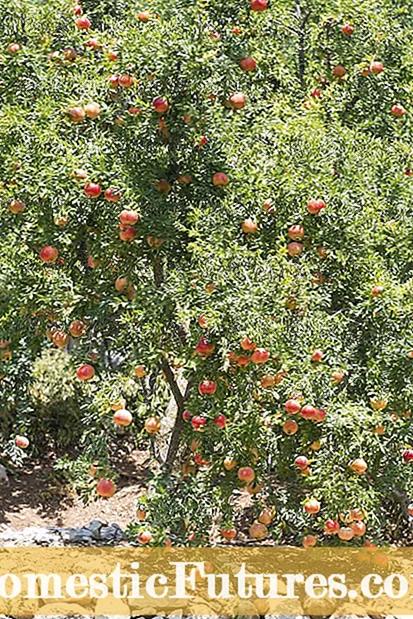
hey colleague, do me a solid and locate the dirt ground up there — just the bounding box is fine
[0,449,150,530]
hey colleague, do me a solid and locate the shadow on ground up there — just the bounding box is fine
[0,449,150,530]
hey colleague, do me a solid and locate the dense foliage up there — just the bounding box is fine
[1,0,413,548]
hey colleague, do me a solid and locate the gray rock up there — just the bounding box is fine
[87,519,106,539]
[67,527,95,543]
[100,523,124,543]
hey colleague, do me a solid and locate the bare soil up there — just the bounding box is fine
[0,449,150,530]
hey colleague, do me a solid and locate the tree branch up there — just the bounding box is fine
[392,488,413,526]
[161,358,191,473]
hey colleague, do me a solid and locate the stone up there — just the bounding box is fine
[87,519,105,539]
[99,523,124,543]
[95,593,130,618]
[67,527,95,544]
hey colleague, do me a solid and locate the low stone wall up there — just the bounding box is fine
[0,524,383,619]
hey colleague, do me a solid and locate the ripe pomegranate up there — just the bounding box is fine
[9,200,25,214]
[118,75,134,88]
[242,218,258,234]
[261,375,276,388]
[239,57,257,71]
[115,277,132,293]
[178,174,191,185]
[307,198,326,215]
[15,435,29,449]
[241,336,256,350]
[144,417,161,434]
[105,187,122,202]
[84,103,100,119]
[263,198,275,214]
[350,521,366,536]
[198,380,217,395]
[75,16,91,29]
[152,97,169,113]
[40,246,58,263]
[221,528,237,539]
[333,65,346,78]
[120,210,139,225]
[85,38,101,50]
[84,182,101,198]
[314,408,326,423]
[7,42,21,53]
[370,61,383,74]
[195,337,215,357]
[76,364,95,381]
[212,172,229,186]
[303,534,317,548]
[332,370,344,384]
[238,466,255,483]
[250,0,268,11]
[350,508,365,521]
[295,456,308,469]
[251,348,270,364]
[113,409,133,426]
[249,523,268,539]
[338,527,354,541]
[68,106,85,123]
[69,320,86,337]
[288,224,304,240]
[134,365,147,378]
[96,479,116,497]
[371,285,384,297]
[283,419,298,435]
[285,399,301,414]
[112,399,126,411]
[341,24,354,35]
[229,92,246,110]
[119,226,136,241]
[403,449,413,463]
[311,349,324,362]
[391,104,406,118]
[138,11,150,21]
[136,507,147,521]
[214,414,227,429]
[223,457,237,470]
[191,416,207,431]
[198,315,208,329]
[52,330,69,347]
[301,404,317,420]
[350,458,367,474]
[71,168,88,180]
[194,453,210,467]
[324,519,340,535]
[304,498,320,514]
[287,242,303,257]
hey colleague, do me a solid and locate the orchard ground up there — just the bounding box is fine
[0,449,149,531]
